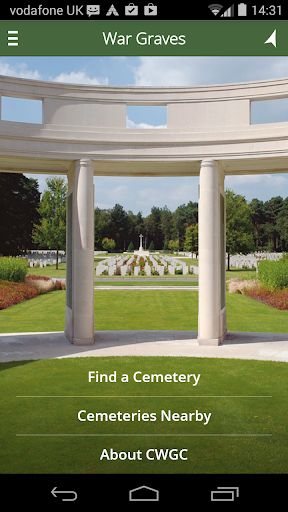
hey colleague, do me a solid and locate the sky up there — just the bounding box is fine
[1,55,288,216]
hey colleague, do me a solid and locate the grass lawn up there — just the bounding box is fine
[1,289,288,333]
[27,263,66,278]
[1,356,286,474]
[226,268,257,280]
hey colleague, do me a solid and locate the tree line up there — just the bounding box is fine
[1,173,288,257]
[94,201,198,252]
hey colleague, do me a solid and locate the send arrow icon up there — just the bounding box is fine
[264,29,277,47]
[51,487,78,501]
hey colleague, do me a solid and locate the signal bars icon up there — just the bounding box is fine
[208,4,236,17]
[208,4,223,15]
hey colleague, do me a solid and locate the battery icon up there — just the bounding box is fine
[238,3,247,15]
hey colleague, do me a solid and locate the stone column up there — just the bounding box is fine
[65,159,95,345]
[198,159,226,345]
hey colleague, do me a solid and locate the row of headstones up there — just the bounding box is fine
[27,251,65,260]
[95,254,195,276]
[96,254,127,275]
[229,252,283,269]
[29,258,64,268]
[254,252,283,260]
[26,250,66,267]
[154,254,192,275]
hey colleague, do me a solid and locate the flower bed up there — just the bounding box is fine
[244,282,288,310]
[228,278,288,310]
[0,279,37,310]
[0,274,66,310]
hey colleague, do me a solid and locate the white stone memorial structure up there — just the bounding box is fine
[1,75,288,345]
[134,233,149,256]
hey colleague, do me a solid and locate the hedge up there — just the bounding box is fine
[0,257,28,283]
[258,256,288,290]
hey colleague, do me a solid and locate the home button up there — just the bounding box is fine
[129,485,159,501]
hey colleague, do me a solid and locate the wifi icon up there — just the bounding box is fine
[208,3,223,15]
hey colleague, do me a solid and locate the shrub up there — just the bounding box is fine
[258,258,288,290]
[228,278,259,294]
[168,240,179,253]
[26,274,66,293]
[0,257,28,283]
[54,280,66,290]
[26,275,55,294]
[102,237,116,252]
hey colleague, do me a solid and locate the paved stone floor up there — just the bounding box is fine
[1,330,288,362]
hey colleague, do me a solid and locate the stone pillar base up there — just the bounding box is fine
[197,338,221,346]
[65,330,95,346]
[198,329,227,346]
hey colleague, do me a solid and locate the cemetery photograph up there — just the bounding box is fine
[0,56,288,476]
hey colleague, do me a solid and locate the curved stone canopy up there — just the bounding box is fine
[1,74,288,177]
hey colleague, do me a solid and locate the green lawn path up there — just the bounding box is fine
[1,289,288,333]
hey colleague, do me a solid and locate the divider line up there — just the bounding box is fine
[16,395,272,398]
[16,433,272,437]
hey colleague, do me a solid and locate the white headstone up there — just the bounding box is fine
[108,266,115,276]
[145,266,151,276]
[121,265,127,276]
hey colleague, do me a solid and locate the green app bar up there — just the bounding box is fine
[0,20,287,56]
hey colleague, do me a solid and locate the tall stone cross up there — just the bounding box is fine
[139,233,143,250]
